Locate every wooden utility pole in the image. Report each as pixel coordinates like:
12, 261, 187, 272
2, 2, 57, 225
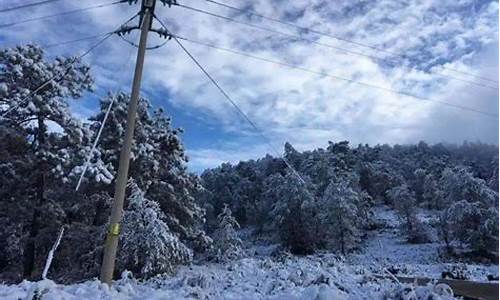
99, 0, 155, 284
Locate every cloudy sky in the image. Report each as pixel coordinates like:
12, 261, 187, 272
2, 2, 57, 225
1, 0, 498, 172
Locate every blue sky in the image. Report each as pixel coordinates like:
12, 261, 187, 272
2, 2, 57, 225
1, 0, 498, 172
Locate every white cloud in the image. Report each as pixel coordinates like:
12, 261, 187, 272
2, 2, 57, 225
3, 0, 498, 172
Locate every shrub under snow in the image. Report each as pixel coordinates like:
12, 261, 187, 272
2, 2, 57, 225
0, 256, 458, 300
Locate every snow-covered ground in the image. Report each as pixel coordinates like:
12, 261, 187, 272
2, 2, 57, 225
1, 256, 456, 300
349, 206, 498, 282
0, 205, 496, 299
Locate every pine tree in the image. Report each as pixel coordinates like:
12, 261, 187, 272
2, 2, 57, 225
488, 158, 499, 192
256, 173, 285, 233
119, 182, 192, 278
439, 167, 499, 258
387, 184, 430, 243
200, 162, 241, 222
284, 142, 302, 169
423, 173, 439, 209
270, 172, 316, 254
75, 92, 210, 252
361, 161, 403, 204
0, 44, 93, 278
210, 204, 243, 262
321, 180, 362, 254
412, 168, 426, 204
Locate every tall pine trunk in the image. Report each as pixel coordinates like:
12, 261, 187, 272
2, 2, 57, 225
23, 115, 47, 278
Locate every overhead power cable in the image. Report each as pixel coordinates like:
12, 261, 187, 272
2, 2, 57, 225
75, 24, 141, 191
153, 17, 310, 187
173, 34, 498, 119
445, 68, 499, 84
176, 3, 498, 90
1, 33, 114, 119
174, 34, 311, 187
196, 0, 499, 85
44, 32, 113, 49
0, 0, 63, 14
1, 12, 138, 119
175, 4, 394, 63
0, 0, 127, 29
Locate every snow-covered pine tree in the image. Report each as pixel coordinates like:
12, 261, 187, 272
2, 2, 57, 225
412, 168, 426, 205
0, 45, 93, 181
232, 160, 265, 225
284, 142, 302, 169
439, 166, 499, 258
210, 204, 243, 262
119, 182, 192, 278
440, 166, 498, 206
0, 125, 35, 276
255, 173, 285, 233
299, 148, 332, 193
74, 92, 210, 253
387, 184, 430, 243
359, 161, 404, 204
423, 173, 439, 209
0, 44, 93, 278
270, 172, 316, 254
200, 162, 241, 223
320, 180, 362, 254
488, 157, 499, 191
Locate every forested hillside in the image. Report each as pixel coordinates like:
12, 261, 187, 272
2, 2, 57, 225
200, 141, 499, 259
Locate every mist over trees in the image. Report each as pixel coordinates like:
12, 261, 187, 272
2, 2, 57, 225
0, 44, 498, 284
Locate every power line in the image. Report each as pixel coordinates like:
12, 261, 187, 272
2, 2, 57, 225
173, 34, 498, 119
175, 4, 389, 63
44, 32, 113, 48
45, 12, 142, 49
0, 0, 63, 14
0, 0, 127, 29
1, 33, 114, 119
1, 11, 140, 119
445, 68, 499, 84
75, 30, 139, 191
176, 3, 498, 91
174, 34, 310, 187
176, 4, 499, 91
157, 16, 310, 186
195, 0, 500, 85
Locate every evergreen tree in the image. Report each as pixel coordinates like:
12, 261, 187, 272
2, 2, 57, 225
75, 93, 210, 252
361, 161, 403, 204
119, 182, 192, 278
387, 184, 430, 243
423, 173, 439, 209
439, 167, 499, 258
320, 181, 362, 254
488, 158, 499, 192
270, 173, 316, 254
200, 162, 242, 223
412, 168, 426, 204
210, 204, 243, 262
0, 44, 92, 278
256, 173, 285, 233
284, 142, 302, 169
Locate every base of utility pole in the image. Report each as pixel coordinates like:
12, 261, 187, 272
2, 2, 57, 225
99, 3, 153, 285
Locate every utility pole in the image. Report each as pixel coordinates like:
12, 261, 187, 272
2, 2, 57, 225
99, 0, 155, 284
